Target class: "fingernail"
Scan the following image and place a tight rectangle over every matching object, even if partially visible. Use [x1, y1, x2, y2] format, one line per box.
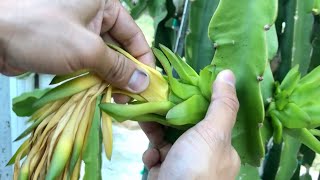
[216, 70, 236, 87]
[128, 69, 150, 93]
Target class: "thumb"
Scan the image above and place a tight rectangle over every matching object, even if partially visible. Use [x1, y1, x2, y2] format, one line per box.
[202, 70, 239, 135]
[82, 33, 150, 93]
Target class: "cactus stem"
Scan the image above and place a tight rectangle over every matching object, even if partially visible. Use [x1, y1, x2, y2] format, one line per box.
[264, 24, 271, 31]
[186, 29, 191, 35]
[213, 40, 235, 48]
[257, 76, 264, 81]
[266, 97, 273, 103]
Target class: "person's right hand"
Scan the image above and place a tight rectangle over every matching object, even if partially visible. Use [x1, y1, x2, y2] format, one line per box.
[143, 70, 241, 179]
[0, 0, 153, 94]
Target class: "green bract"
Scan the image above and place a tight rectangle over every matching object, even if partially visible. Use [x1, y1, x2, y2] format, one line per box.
[268, 65, 320, 154]
[100, 45, 212, 128]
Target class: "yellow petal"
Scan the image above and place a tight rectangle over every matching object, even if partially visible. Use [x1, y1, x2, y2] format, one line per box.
[101, 87, 113, 160]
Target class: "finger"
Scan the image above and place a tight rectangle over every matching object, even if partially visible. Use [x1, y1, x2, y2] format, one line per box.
[103, 34, 131, 104]
[101, 33, 118, 45]
[102, 0, 155, 67]
[0, 63, 26, 76]
[78, 31, 150, 93]
[159, 143, 172, 162]
[230, 147, 241, 178]
[203, 70, 239, 135]
[138, 122, 168, 148]
[56, 0, 104, 25]
[112, 93, 131, 104]
[142, 142, 171, 169]
[142, 148, 160, 170]
[86, 1, 104, 34]
[148, 165, 161, 180]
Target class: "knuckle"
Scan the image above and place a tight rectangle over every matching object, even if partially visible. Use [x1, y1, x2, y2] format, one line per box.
[212, 94, 239, 113]
[80, 37, 105, 63]
[76, 35, 106, 72]
[103, 53, 128, 85]
[121, 30, 141, 48]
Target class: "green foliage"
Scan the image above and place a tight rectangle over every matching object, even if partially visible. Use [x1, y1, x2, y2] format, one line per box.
[290, 0, 314, 76]
[274, 134, 301, 180]
[309, 16, 320, 71]
[6, 139, 29, 166]
[166, 94, 209, 125]
[185, 0, 219, 72]
[300, 173, 313, 180]
[122, 0, 148, 19]
[12, 88, 51, 117]
[276, 0, 315, 80]
[121, 0, 175, 50]
[148, 0, 168, 29]
[160, 45, 199, 86]
[263, 0, 320, 178]
[300, 144, 317, 167]
[153, 0, 177, 50]
[33, 74, 100, 109]
[261, 64, 275, 106]
[267, 26, 279, 61]
[198, 65, 219, 101]
[313, 0, 320, 14]
[50, 70, 89, 85]
[268, 65, 320, 156]
[83, 97, 102, 180]
[262, 143, 282, 180]
[208, 0, 277, 166]
[101, 46, 210, 128]
[236, 164, 259, 180]
[100, 101, 174, 121]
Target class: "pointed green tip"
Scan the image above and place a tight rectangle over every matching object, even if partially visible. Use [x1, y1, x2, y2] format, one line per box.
[5, 156, 17, 166]
[99, 103, 109, 112]
[106, 153, 112, 161]
[14, 134, 26, 142]
[151, 47, 160, 52]
[159, 44, 169, 52]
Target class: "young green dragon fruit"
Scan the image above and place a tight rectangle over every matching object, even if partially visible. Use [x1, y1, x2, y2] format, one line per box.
[100, 44, 218, 128]
[268, 65, 320, 153]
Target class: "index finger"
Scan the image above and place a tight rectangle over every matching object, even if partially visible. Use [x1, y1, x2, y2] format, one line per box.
[101, 0, 155, 67]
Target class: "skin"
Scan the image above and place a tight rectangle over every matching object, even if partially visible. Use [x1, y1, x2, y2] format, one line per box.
[0, 1, 240, 179]
[0, 0, 153, 94]
[143, 70, 241, 179]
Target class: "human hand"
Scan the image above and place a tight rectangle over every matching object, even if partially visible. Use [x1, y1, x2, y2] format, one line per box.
[142, 70, 241, 180]
[0, 0, 153, 94]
